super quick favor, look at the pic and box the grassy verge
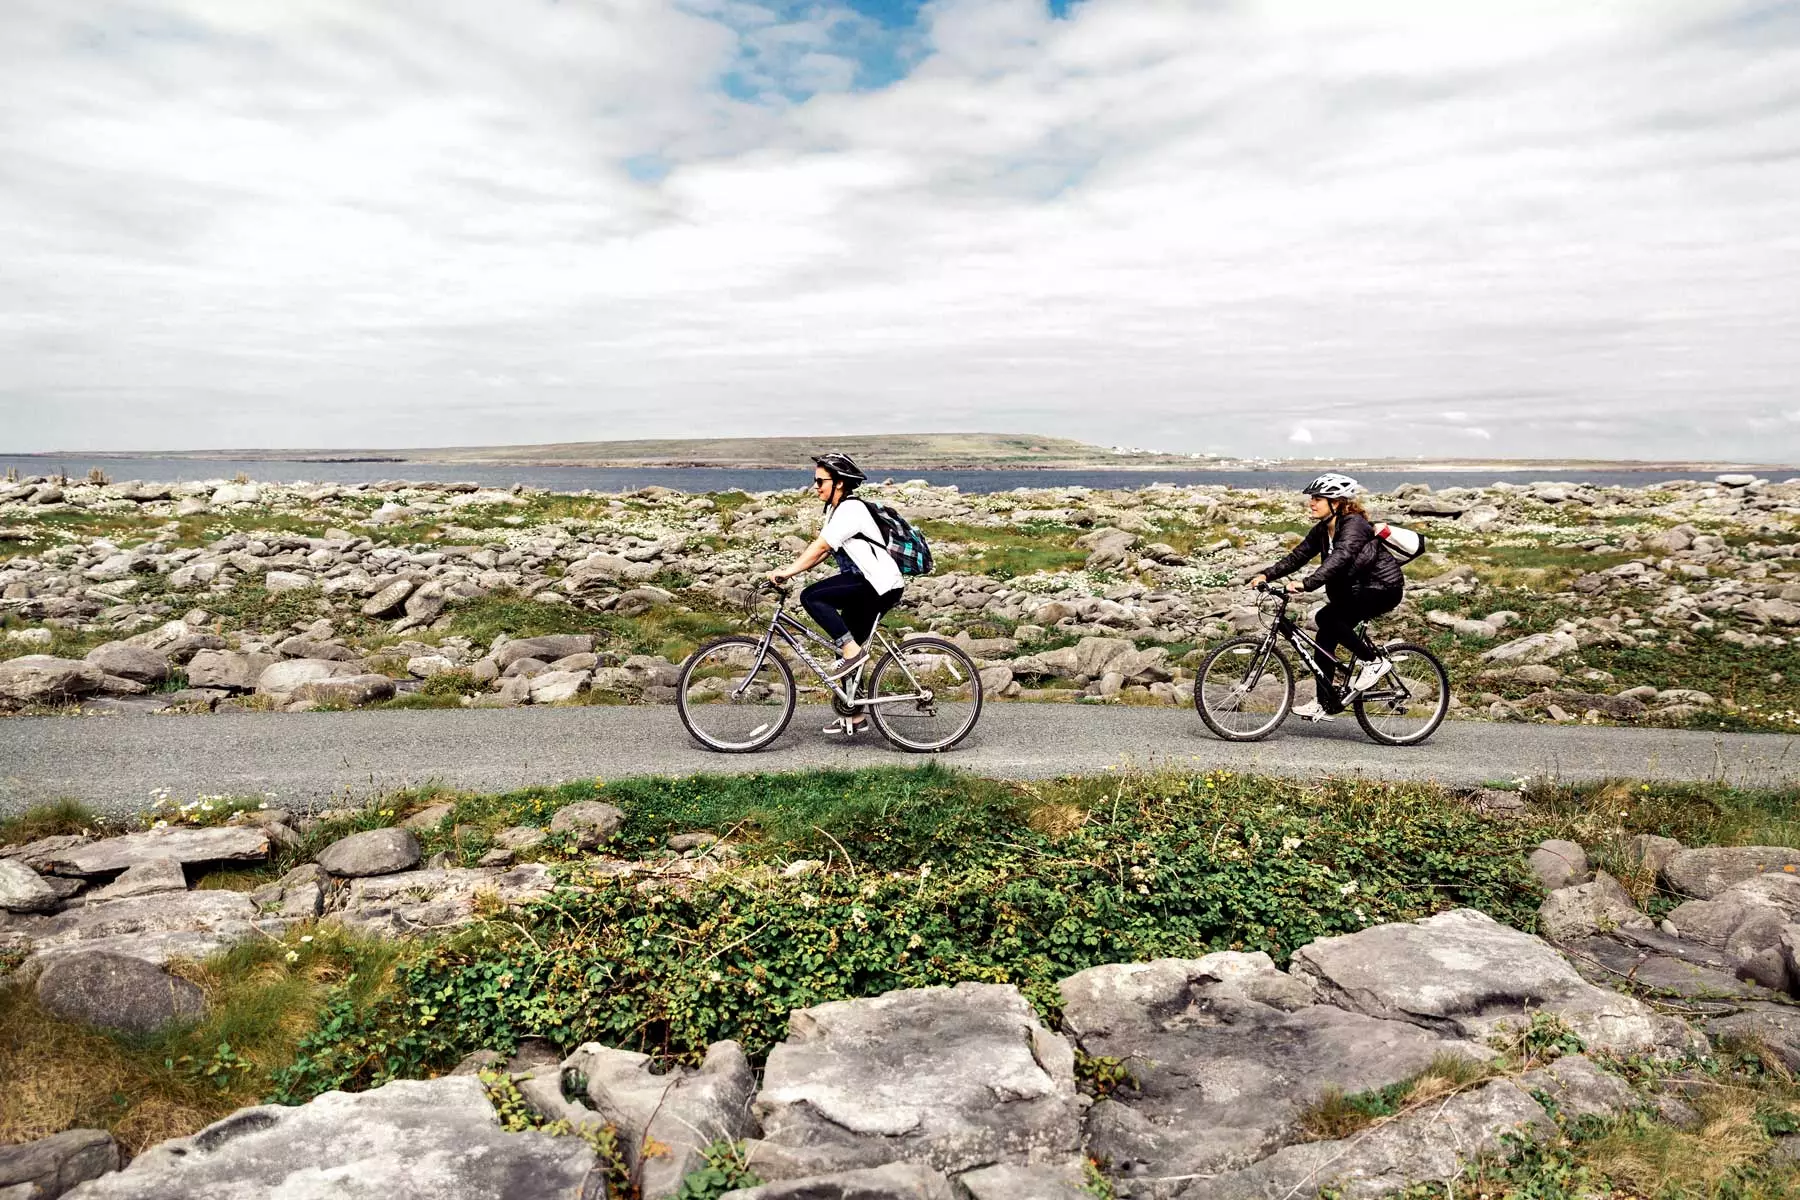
[5,767,1800,1180]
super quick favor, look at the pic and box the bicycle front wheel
[676,636,796,752]
[1353,642,1449,746]
[866,636,983,752]
[1195,637,1294,741]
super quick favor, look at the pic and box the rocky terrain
[1,469,1797,729]
[4,776,1800,1199]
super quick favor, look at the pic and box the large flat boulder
[256,658,361,697]
[0,656,105,706]
[333,864,555,936]
[11,889,264,968]
[184,649,278,691]
[1059,954,1487,1187]
[563,1039,758,1198]
[62,1076,598,1200]
[745,983,1084,1181]
[29,826,269,878]
[1663,846,1800,900]
[1288,909,1694,1055]
[84,642,172,685]
[1559,927,1770,1001]
[1179,1079,1550,1200]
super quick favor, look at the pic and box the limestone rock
[0,656,105,706]
[316,827,420,878]
[1627,834,1685,880]
[564,1039,758,1198]
[1559,926,1768,1001]
[35,950,206,1033]
[1666,873,1800,961]
[723,1163,958,1200]
[1289,908,1694,1055]
[256,657,360,697]
[88,857,188,901]
[31,825,268,878]
[957,1160,1091,1200]
[1181,1079,1550,1200]
[746,983,1083,1180]
[1662,846,1800,900]
[1479,631,1578,667]
[361,578,416,618]
[16,889,264,968]
[1059,954,1483,1184]
[63,1076,598,1200]
[527,669,589,704]
[185,648,278,690]
[334,864,555,936]
[1538,872,1652,942]
[84,642,172,685]
[293,673,397,706]
[1514,1055,1636,1120]
[0,857,61,913]
[549,800,627,848]
[0,1129,120,1199]
[494,634,595,669]
[1527,840,1589,891]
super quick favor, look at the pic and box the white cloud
[1289,425,1315,445]
[1,0,1799,461]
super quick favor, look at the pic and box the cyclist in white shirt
[767,453,905,735]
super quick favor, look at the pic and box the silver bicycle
[676,581,983,753]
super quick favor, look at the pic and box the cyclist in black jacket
[1250,473,1405,720]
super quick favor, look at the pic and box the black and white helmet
[813,452,867,489]
[1302,472,1360,499]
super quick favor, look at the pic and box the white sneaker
[822,717,866,736]
[1348,659,1393,693]
[1292,700,1335,722]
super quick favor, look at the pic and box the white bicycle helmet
[1302,472,1361,499]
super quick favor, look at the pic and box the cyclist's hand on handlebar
[1249,574,1267,590]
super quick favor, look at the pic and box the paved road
[3,706,1796,818]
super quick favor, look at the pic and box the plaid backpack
[856,498,934,577]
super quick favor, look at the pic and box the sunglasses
[811,475,833,488]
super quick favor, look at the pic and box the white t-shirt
[821,499,904,596]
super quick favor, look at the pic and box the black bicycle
[1194,583,1449,745]
[676,581,982,753]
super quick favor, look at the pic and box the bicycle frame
[1246,588,1392,701]
[735,590,937,708]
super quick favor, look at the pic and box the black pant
[1314,587,1402,687]
[801,573,900,649]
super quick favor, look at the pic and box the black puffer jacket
[1263,512,1404,599]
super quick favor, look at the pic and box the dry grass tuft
[1584,1089,1769,1198]
[1026,802,1087,838]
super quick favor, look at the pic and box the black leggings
[801,573,900,649]
[1313,588,1402,682]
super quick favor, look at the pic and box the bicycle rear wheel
[1352,642,1449,746]
[866,636,982,752]
[1194,636,1294,741]
[676,636,796,752]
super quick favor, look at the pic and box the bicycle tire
[1194,636,1295,742]
[676,636,796,752]
[1352,642,1450,746]
[866,636,983,752]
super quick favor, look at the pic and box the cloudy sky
[3,0,1799,461]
